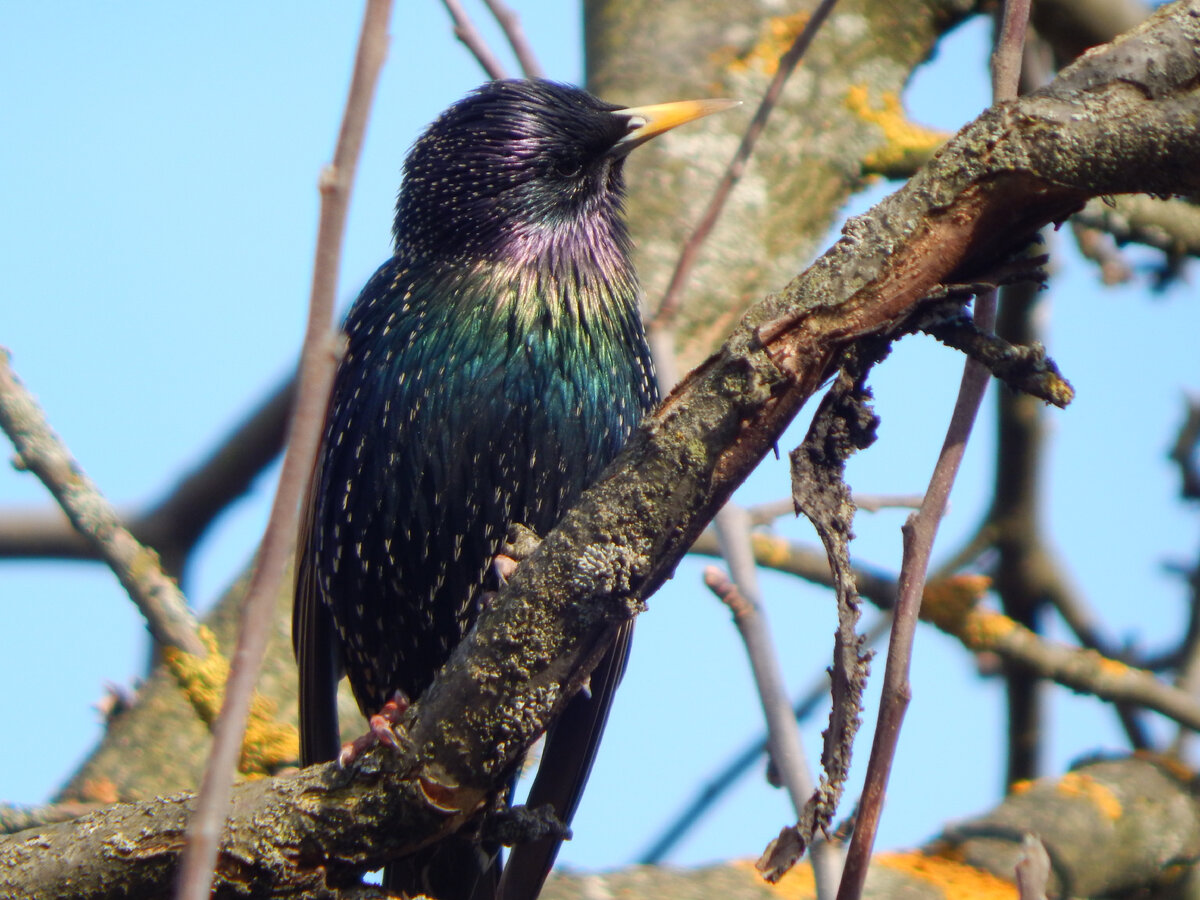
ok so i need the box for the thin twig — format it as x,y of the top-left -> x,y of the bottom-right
649,0 -> 841,330
852,493 -> 924,513
692,528 -> 1200,734
991,0 -> 1030,100
836,321 -> 996,900
0,376 -> 292,575
711,507 -> 842,899
1169,394 -> 1200,501
440,0 -> 509,80
636,615 -> 891,866
173,3 -> 392,898
0,349 -> 205,658
922,585 -> 1200,731
837,2 -> 1030,894
482,0 -> 543,78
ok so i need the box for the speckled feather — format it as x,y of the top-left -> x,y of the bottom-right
294,80 -> 659,900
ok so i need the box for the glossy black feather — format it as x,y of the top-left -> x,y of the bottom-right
294,79 -> 660,900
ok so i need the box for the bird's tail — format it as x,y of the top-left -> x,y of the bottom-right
383,835 -> 501,900
497,620 -> 634,900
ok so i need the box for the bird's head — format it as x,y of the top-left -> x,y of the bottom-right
393,79 -> 735,265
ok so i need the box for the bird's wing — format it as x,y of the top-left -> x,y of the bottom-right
294,460 -> 344,766
497,619 -> 634,900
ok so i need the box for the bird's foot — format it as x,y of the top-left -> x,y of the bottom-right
338,690 -> 410,767
492,523 -> 542,586
479,525 -> 544,609
493,553 -> 520,585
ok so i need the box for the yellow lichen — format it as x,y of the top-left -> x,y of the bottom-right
845,85 -> 950,175
921,574 -> 992,634
962,608 -> 1016,650
721,13 -> 812,77
165,625 -> 227,724
878,850 -> 1018,899
1056,772 -> 1122,821
165,625 -> 299,776
751,533 -> 797,570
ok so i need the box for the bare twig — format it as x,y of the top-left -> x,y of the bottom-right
836,340 -> 996,900
0,349 -> 205,658
0,377 -> 293,574
711,506 -> 843,898
648,0 -> 841,330
693,527 -> 1200,734
482,0 -> 543,78
1070,219 -> 1133,285
1169,394 -> 1200,501
852,493 -> 924,513
637,615 -> 891,865
1014,834 -> 1052,900
440,0 -> 509,80
991,0 -> 1031,99
921,575 -> 1200,730
174,3 -> 392,898
837,3 -> 1030,894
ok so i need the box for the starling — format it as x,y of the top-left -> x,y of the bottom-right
294,78 -> 732,900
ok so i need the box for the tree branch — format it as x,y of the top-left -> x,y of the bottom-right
0,350 -> 204,657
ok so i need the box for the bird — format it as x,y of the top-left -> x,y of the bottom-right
294,78 -> 733,900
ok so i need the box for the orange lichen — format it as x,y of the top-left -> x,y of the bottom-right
1093,653 -> 1133,680
878,850 -> 1018,899
735,849 -> 1017,899
1134,750 -> 1196,782
736,857 -> 816,899
79,777 -> 119,804
1056,772 -> 1122,821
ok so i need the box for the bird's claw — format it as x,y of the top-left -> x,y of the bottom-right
492,553 -> 520,585
337,691 -> 410,767
491,524 -> 542,587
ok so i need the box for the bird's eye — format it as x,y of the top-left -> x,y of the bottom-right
553,159 -> 583,178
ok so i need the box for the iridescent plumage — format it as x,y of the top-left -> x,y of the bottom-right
295,78 -> 726,900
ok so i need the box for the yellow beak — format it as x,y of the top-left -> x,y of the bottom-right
612,98 -> 740,154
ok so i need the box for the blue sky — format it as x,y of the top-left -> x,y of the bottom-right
2,1 -> 1197,876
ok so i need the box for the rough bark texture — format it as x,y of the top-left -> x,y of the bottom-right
586,0 -> 976,368
539,756 -> 1200,900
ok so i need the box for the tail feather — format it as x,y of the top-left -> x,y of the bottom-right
498,621 -> 634,900
384,836 -> 500,900
295,533 -> 343,767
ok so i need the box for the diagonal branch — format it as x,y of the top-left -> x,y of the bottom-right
0,350 -> 205,657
